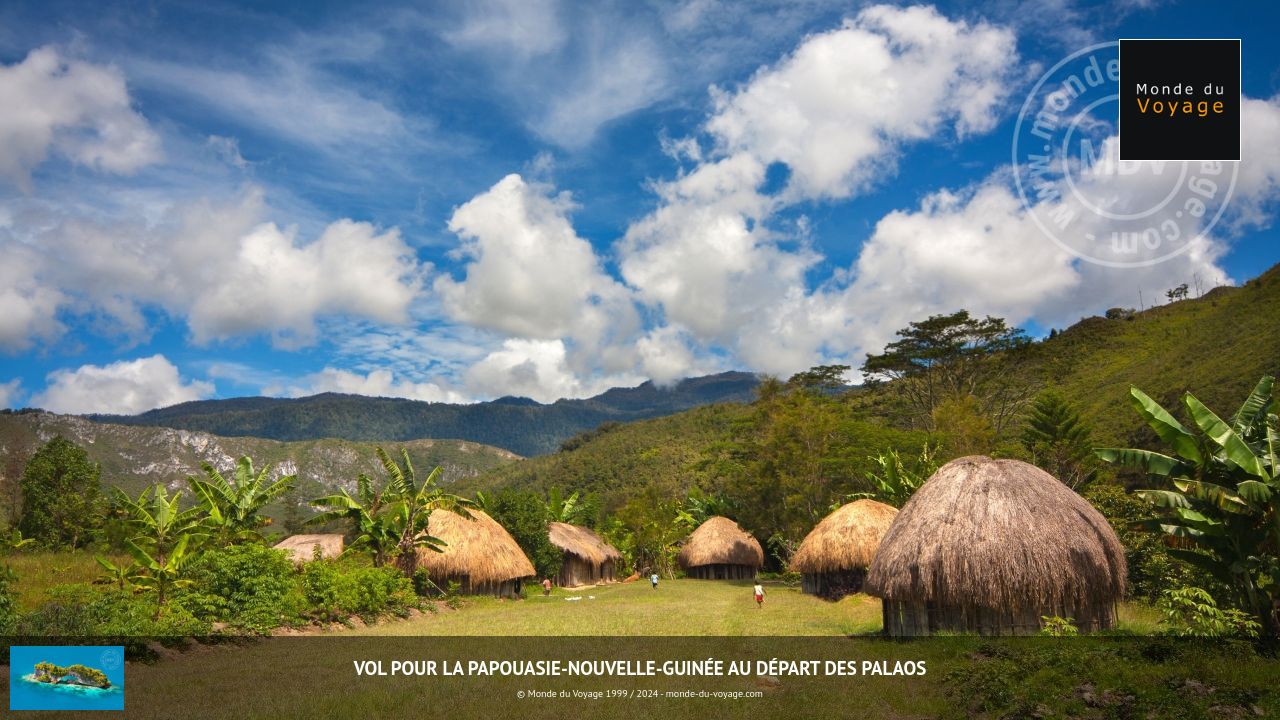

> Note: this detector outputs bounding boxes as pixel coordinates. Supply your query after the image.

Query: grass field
[4,551,129,611]
[352,579,880,636]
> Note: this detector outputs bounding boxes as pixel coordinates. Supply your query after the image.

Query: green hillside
[0,411,520,526]
[476,263,1280,532]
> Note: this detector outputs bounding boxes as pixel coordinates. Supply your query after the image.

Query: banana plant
[126,534,198,619]
[93,556,138,592]
[375,448,473,577]
[112,485,207,617]
[309,472,400,567]
[189,457,296,544]
[1097,376,1279,635]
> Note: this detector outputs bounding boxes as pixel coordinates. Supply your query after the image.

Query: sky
[1,0,1278,414]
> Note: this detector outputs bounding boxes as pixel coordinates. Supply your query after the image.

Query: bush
[12,584,210,638]
[302,560,415,621]
[0,568,16,633]
[1083,483,1207,601]
[180,544,304,634]
[1158,587,1262,639]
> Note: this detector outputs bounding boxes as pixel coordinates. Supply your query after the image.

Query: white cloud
[0,379,22,409]
[438,174,631,339]
[270,367,468,404]
[33,355,214,415]
[463,338,638,403]
[0,240,64,352]
[444,0,568,58]
[0,187,427,350]
[618,5,1019,373]
[704,4,1018,200]
[0,46,161,190]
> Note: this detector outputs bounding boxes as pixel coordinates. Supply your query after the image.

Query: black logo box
[1119,39,1241,161]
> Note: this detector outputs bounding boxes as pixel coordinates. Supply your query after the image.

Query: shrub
[12,584,210,639]
[0,567,16,633]
[180,544,304,634]
[302,560,415,620]
[1040,616,1079,637]
[1158,587,1262,639]
[1083,483,1206,601]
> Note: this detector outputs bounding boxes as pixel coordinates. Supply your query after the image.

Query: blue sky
[1,0,1278,413]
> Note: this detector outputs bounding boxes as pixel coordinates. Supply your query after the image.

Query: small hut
[791,499,898,599]
[274,534,344,563]
[678,516,764,580]
[416,509,535,598]
[548,522,622,587]
[865,456,1126,637]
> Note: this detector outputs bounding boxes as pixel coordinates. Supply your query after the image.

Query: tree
[487,488,561,580]
[113,485,207,618]
[932,394,996,458]
[1021,391,1097,489]
[861,310,1032,431]
[188,456,296,544]
[786,365,851,393]
[1166,283,1190,302]
[17,437,104,549]
[1096,377,1280,636]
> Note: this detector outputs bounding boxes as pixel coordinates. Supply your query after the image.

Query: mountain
[0,411,520,525]
[89,372,760,457]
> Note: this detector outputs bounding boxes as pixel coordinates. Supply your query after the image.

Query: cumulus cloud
[617,4,1019,372]
[33,355,214,415]
[463,338,638,403]
[1,188,426,349]
[704,4,1017,201]
[0,46,161,190]
[0,379,22,409]
[269,367,468,404]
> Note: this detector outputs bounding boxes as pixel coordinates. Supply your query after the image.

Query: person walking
[542,577,553,597]
[753,582,765,608]
[650,572,659,590]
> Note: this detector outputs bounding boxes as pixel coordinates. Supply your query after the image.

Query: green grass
[5,550,127,611]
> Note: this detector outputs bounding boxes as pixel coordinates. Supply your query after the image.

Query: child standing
[753,582,765,608]
[650,572,659,589]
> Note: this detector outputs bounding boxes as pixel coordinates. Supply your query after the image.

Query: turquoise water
[9,646,125,711]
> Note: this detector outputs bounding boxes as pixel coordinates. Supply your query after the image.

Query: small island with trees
[31,661,111,689]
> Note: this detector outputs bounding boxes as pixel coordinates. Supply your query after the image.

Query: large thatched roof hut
[792,499,898,599]
[274,534,344,563]
[548,522,622,587]
[865,456,1126,636]
[416,509,535,598]
[677,516,764,580]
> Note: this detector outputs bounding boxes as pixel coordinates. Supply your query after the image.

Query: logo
[9,645,125,711]
[1012,42,1238,268]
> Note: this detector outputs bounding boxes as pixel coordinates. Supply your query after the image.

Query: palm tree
[189,457,296,544]
[112,485,206,617]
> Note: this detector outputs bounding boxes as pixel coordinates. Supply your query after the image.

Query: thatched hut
[678,516,764,580]
[273,534,344,563]
[865,456,1126,637]
[548,522,622,587]
[791,499,898,599]
[416,509,535,598]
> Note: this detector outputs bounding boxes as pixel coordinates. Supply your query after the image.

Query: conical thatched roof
[791,499,898,574]
[274,534,344,563]
[865,456,1126,611]
[416,509,535,584]
[677,516,764,569]
[548,522,622,566]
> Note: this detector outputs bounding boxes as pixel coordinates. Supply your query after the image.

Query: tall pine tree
[1020,392,1096,490]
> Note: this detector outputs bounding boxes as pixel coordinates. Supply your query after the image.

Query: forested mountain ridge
[86,372,760,457]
